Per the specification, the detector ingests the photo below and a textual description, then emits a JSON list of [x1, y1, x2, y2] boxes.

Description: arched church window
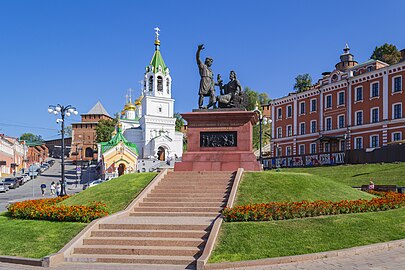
[[166, 78, 170, 94], [148, 76, 153, 92], [143, 79, 146, 91], [331, 74, 338, 82], [157, 76, 163, 92]]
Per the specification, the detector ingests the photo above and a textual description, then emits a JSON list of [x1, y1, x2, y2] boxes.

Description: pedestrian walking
[[50, 181, 56, 196], [56, 182, 61, 196], [40, 183, 46, 196]]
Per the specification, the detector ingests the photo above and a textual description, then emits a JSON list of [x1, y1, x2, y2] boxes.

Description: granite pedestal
[[174, 110, 261, 171]]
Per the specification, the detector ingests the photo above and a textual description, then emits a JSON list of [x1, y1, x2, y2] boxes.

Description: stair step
[[66, 254, 197, 265], [153, 186, 231, 192], [99, 224, 211, 231], [74, 245, 202, 257], [83, 237, 206, 247], [129, 212, 220, 217], [150, 190, 229, 195], [91, 229, 209, 238], [142, 197, 227, 203], [139, 202, 225, 208], [147, 193, 228, 198], [133, 207, 222, 213]]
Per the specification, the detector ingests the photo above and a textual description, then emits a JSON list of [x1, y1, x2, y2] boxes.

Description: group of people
[[40, 181, 62, 196]]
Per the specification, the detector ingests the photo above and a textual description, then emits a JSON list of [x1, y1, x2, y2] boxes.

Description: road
[[0, 159, 97, 212]]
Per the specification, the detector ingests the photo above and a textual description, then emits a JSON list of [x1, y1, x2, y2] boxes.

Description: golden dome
[[124, 103, 136, 111], [134, 95, 144, 106]]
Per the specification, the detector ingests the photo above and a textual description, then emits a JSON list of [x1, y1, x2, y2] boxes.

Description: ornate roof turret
[[335, 43, 358, 72], [146, 27, 169, 75], [100, 122, 139, 155]]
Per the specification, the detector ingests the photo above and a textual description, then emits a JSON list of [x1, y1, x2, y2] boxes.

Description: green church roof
[[148, 40, 169, 75], [100, 126, 139, 155]]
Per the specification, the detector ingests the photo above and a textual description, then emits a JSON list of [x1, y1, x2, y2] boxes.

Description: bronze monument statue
[[196, 44, 247, 109], [196, 44, 216, 109], [216, 70, 245, 108]]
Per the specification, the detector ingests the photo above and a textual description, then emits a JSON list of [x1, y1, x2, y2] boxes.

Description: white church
[[117, 28, 183, 164]]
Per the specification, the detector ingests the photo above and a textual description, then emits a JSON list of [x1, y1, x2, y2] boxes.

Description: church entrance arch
[[157, 146, 165, 161], [118, 163, 126, 176]]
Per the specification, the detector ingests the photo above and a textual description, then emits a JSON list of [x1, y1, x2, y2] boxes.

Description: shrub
[[7, 197, 108, 223], [223, 192, 405, 222]]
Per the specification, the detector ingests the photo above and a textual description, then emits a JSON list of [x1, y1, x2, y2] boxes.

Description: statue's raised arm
[[196, 44, 205, 65]]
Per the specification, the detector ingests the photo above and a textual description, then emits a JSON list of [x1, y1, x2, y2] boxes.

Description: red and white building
[[263, 45, 405, 167]]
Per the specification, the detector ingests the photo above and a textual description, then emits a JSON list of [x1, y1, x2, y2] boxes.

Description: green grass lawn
[[0, 213, 86, 258], [283, 162, 405, 186], [0, 173, 157, 258], [236, 171, 374, 205], [62, 172, 157, 213], [210, 208, 405, 263]]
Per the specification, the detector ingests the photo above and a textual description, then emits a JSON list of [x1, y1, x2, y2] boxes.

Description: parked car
[[0, 183, 8, 193], [83, 179, 103, 190], [3, 178, 19, 189], [22, 174, 30, 183], [47, 160, 55, 166]]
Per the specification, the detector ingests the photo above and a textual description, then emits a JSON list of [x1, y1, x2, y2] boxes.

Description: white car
[[83, 179, 104, 190], [0, 183, 9, 193]]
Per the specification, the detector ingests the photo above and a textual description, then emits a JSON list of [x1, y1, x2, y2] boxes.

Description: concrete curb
[[0, 256, 42, 267], [204, 239, 405, 269], [197, 168, 244, 270], [42, 170, 168, 267]]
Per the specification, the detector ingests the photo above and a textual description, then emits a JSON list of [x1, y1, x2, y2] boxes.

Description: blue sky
[[1, 0, 404, 139]]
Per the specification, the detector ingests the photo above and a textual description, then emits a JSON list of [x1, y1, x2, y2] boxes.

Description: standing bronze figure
[[196, 44, 216, 109]]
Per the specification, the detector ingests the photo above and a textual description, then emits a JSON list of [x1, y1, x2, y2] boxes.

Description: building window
[[277, 108, 282, 120], [326, 117, 332, 131], [371, 82, 379, 97], [394, 76, 402, 92], [355, 137, 363, 149], [277, 127, 282, 138], [287, 125, 292, 137], [356, 111, 363, 125], [157, 76, 163, 92], [340, 140, 346, 151], [286, 146, 291, 156], [338, 92, 345, 105], [287, 105, 292, 118], [300, 102, 305, 114], [326, 95, 332, 108], [300, 122, 305, 135], [310, 143, 316, 154], [311, 99, 317, 112], [356, 87, 363, 101], [338, 115, 345, 128], [393, 132, 402, 141], [148, 76, 153, 91], [393, 103, 402, 119], [324, 143, 330, 153], [276, 147, 282, 157], [299, 144, 305, 155], [311, 120, 317, 133], [166, 78, 170, 94], [370, 135, 379, 148], [371, 108, 379, 123], [85, 147, 93, 158], [367, 66, 373, 72]]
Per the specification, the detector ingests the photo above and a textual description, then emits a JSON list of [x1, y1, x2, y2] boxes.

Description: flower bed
[[7, 197, 108, 223], [223, 192, 405, 222]]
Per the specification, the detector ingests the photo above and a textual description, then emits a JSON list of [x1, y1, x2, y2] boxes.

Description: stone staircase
[[65, 171, 235, 268]]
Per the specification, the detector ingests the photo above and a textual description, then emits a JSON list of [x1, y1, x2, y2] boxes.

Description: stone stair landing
[[65, 171, 235, 268]]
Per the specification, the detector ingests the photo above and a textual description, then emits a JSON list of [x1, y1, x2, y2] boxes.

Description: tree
[[244, 87, 271, 150], [174, 112, 185, 132], [294, 74, 312, 93], [95, 119, 118, 143], [371, 43, 401, 65], [20, 133, 43, 142]]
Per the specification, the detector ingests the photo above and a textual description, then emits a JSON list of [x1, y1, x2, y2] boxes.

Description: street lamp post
[[253, 103, 269, 165], [48, 104, 78, 196]]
